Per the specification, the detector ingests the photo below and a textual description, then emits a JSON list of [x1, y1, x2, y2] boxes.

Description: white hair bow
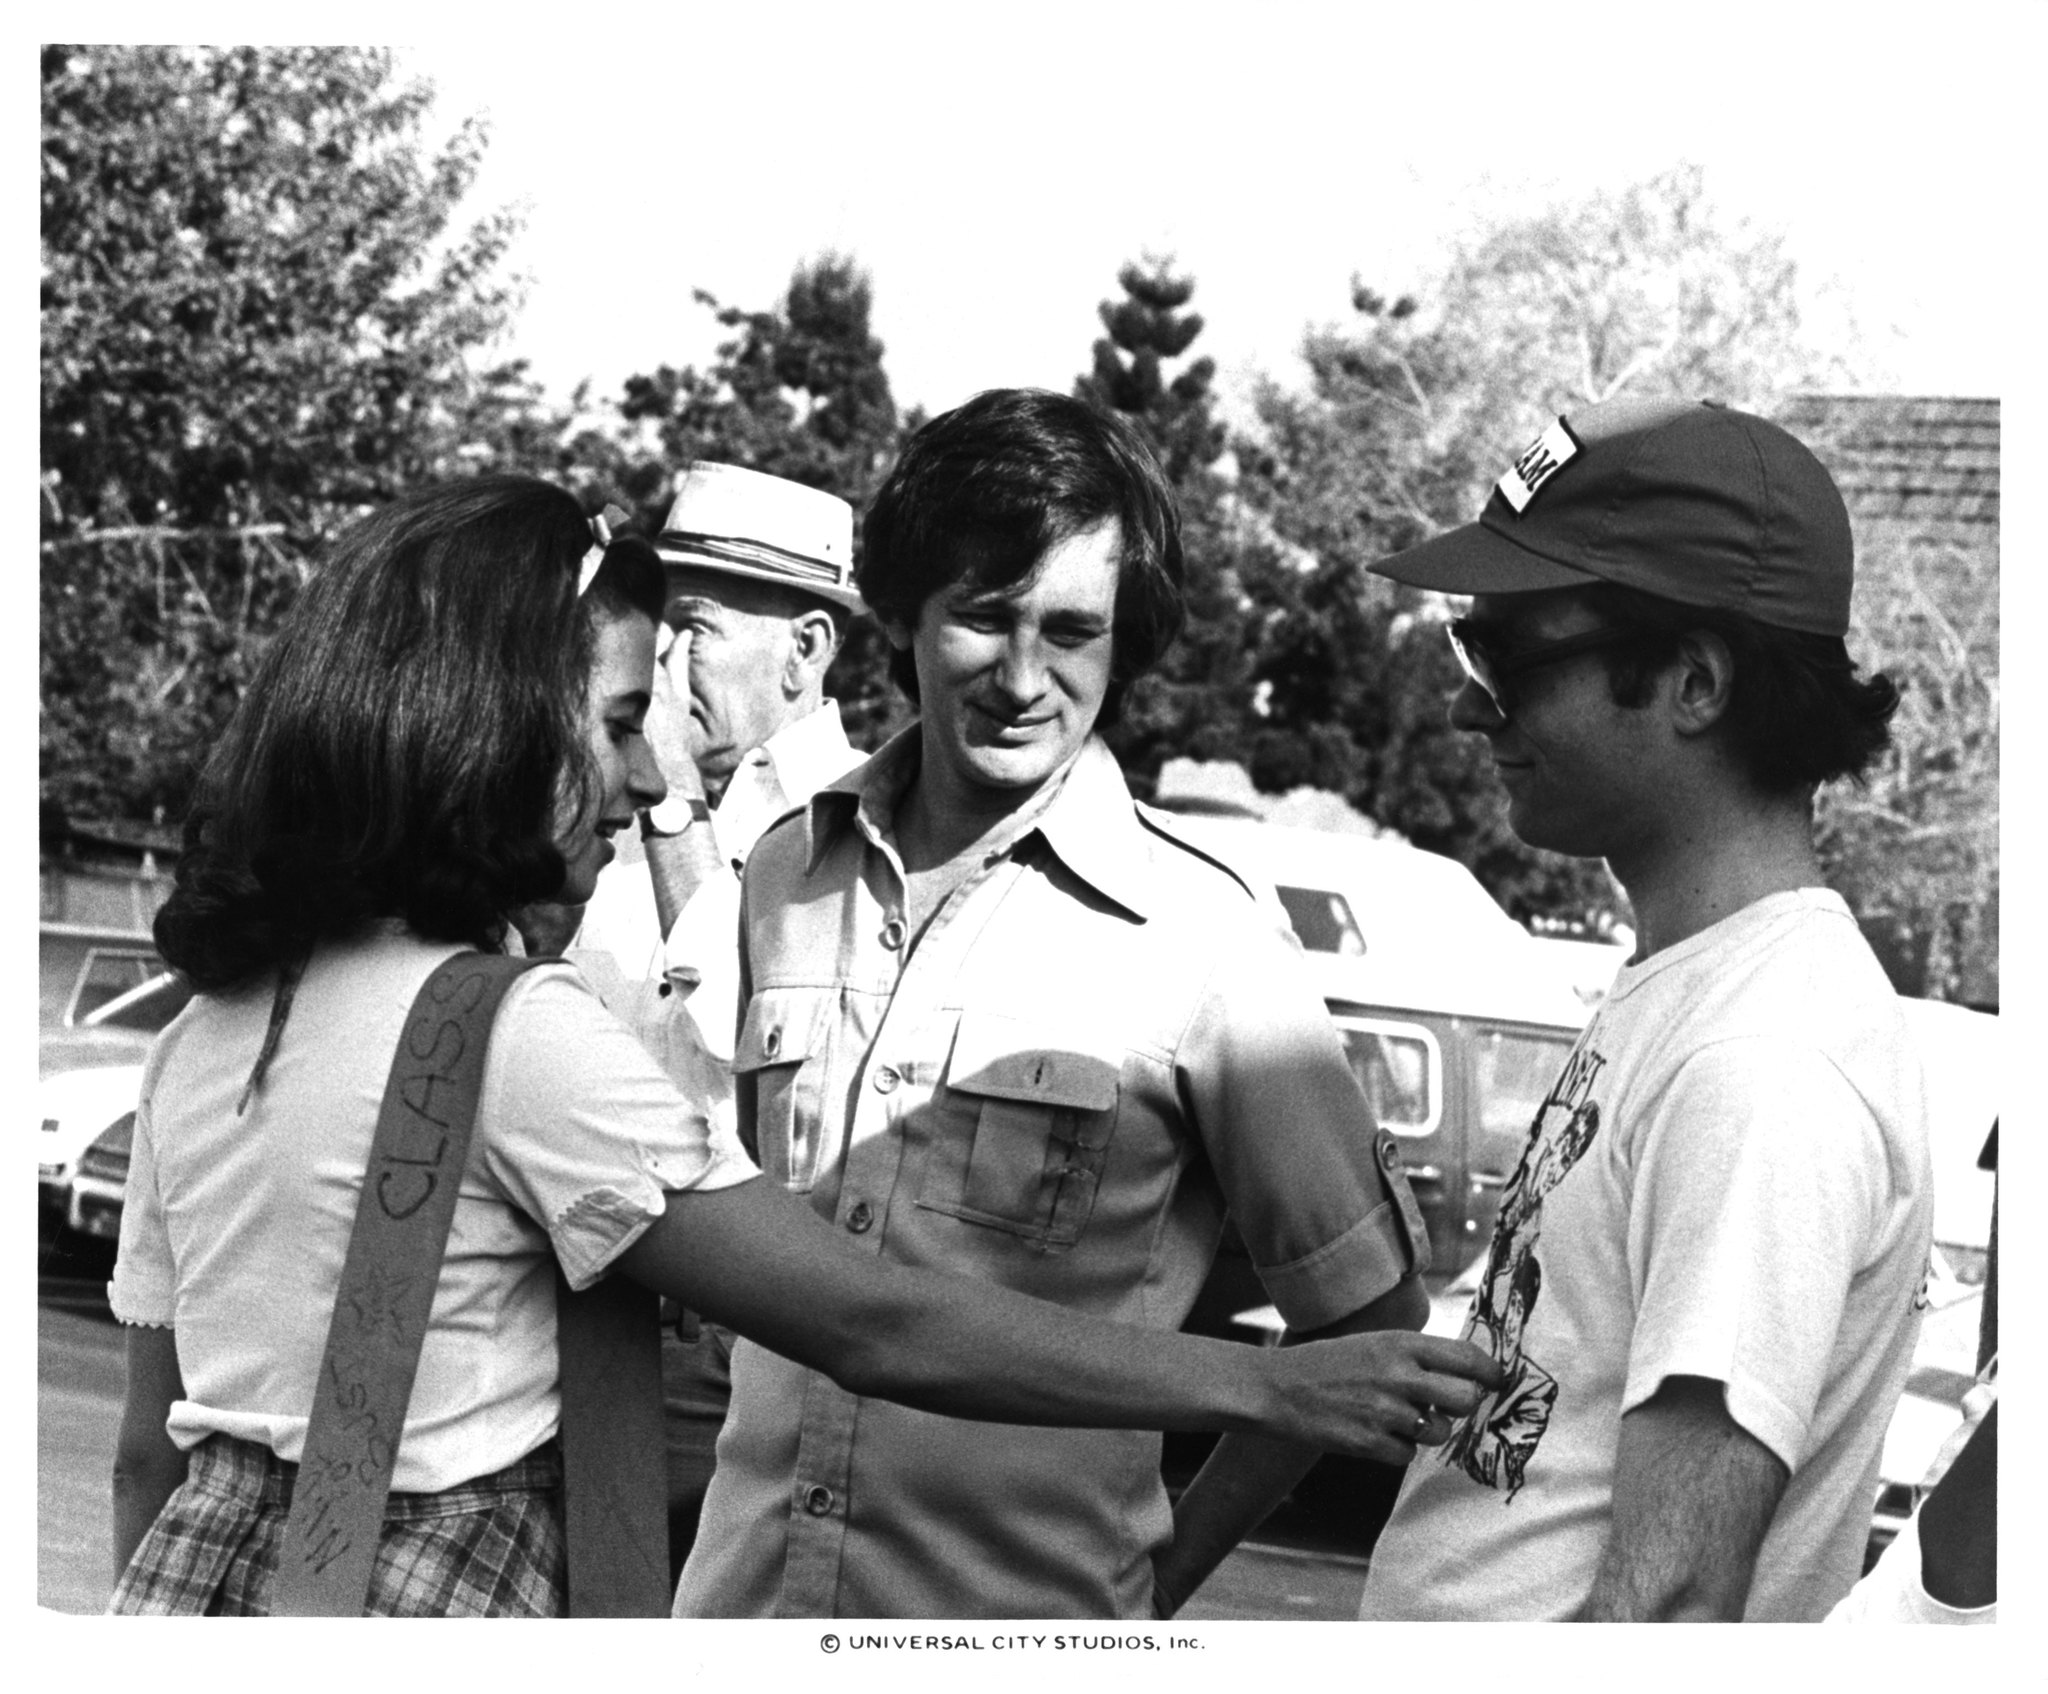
[[578, 503, 631, 596]]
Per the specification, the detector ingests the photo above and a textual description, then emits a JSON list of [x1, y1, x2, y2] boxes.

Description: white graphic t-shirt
[[1362, 889, 1933, 1621]]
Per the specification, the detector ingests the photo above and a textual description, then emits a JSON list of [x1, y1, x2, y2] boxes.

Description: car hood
[[38, 1063, 145, 1169], [38, 1028, 155, 1079]]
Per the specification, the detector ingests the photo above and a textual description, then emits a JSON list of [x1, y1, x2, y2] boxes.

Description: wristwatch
[[641, 794, 712, 838]]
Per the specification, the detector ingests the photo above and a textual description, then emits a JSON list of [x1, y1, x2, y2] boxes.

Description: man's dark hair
[[858, 388, 1184, 727], [1580, 582, 1900, 793], [155, 477, 665, 991]]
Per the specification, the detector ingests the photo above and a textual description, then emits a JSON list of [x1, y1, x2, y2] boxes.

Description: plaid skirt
[[110, 1433, 567, 1616]]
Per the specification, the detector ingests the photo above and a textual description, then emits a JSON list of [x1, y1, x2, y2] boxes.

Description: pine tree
[[1074, 258, 1251, 795], [1077, 260, 1227, 485]]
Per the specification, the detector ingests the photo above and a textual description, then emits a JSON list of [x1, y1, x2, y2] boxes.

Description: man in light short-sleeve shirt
[[673, 390, 1433, 1620]]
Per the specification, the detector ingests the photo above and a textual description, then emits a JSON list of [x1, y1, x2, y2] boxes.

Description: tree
[[1408, 163, 1856, 516], [1817, 533, 1999, 1002], [579, 254, 908, 747], [1076, 259, 1227, 485], [1220, 168, 1864, 929], [1074, 258, 1255, 796], [40, 45, 557, 825]]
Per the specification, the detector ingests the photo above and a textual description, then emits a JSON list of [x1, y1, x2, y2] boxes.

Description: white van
[[1157, 814, 1591, 1274]]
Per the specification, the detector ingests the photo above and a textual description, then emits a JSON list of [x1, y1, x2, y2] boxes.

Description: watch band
[[641, 794, 712, 838]]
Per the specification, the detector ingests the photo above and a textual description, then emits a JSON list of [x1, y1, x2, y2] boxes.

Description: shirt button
[[880, 918, 906, 950], [846, 1201, 874, 1234], [762, 1027, 782, 1059], [873, 1065, 900, 1094], [804, 1484, 835, 1517], [1379, 1135, 1402, 1172]]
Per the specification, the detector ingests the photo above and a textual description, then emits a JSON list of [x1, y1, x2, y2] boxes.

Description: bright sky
[[401, 3, 2039, 424]]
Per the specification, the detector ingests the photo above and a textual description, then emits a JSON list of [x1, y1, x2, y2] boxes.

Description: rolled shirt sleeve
[[1178, 919, 1429, 1331]]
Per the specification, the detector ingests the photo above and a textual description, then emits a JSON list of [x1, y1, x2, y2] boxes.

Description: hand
[[1269, 1331, 1504, 1466], [647, 628, 705, 797]]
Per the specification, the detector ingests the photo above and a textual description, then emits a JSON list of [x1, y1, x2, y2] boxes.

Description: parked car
[[38, 956, 189, 1253], [39, 944, 167, 1074], [63, 1103, 138, 1245], [38, 1064, 145, 1230]]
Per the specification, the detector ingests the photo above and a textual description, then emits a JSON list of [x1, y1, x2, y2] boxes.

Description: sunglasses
[[1446, 619, 1640, 717]]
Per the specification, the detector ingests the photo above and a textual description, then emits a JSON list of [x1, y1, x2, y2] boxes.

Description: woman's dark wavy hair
[[1581, 582, 1902, 793], [154, 477, 664, 992], [858, 388, 1185, 728]]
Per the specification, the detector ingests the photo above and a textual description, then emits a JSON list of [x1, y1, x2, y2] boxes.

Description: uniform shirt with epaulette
[[673, 729, 1428, 1620]]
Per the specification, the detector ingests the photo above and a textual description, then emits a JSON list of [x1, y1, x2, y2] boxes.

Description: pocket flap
[[946, 1009, 1119, 1110], [733, 987, 833, 1074]]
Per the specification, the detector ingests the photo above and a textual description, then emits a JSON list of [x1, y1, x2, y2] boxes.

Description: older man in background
[[570, 462, 864, 1576]]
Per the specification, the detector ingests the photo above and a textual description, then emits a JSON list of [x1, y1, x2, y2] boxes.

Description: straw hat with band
[[1369, 397, 1855, 638], [654, 462, 864, 615]]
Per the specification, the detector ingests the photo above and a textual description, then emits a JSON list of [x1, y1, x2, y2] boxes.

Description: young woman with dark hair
[[109, 474, 1498, 1617], [156, 478, 658, 996]]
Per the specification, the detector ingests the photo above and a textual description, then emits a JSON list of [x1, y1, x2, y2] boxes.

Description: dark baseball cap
[[1369, 396, 1855, 637]]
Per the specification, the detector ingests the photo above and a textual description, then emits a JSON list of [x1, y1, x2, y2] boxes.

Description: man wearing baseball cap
[[569, 462, 866, 1576], [1340, 397, 1931, 1619]]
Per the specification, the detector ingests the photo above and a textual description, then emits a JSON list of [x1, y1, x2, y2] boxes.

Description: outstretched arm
[[1575, 1374, 1788, 1620], [614, 1180, 1498, 1460], [1150, 1275, 1439, 1618]]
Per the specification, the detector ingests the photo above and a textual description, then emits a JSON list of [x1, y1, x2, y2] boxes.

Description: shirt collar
[[800, 730, 1157, 920], [755, 698, 859, 797], [1033, 737, 1157, 920], [802, 724, 917, 871], [718, 700, 861, 866]]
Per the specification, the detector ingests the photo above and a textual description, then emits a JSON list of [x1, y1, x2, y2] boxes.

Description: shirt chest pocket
[[914, 1009, 1123, 1252], [732, 987, 837, 1193]]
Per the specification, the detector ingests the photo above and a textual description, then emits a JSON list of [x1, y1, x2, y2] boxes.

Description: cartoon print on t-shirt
[[1440, 1039, 1607, 1499]]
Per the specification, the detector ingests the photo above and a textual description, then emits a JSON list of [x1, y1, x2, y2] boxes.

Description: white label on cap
[[1497, 418, 1578, 513]]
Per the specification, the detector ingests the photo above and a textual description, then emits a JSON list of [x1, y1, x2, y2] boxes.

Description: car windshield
[[91, 1109, 137, 1156], [65, 948, 160, 1022], [1275, 885, 1367, 956], [83, 973, 191, 1033]]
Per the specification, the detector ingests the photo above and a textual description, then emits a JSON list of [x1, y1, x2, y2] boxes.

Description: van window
[[1276, 886, 1367, 956], [1334, 1017, 1440, 1136], [1470, 1028, 1577, 1173]]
